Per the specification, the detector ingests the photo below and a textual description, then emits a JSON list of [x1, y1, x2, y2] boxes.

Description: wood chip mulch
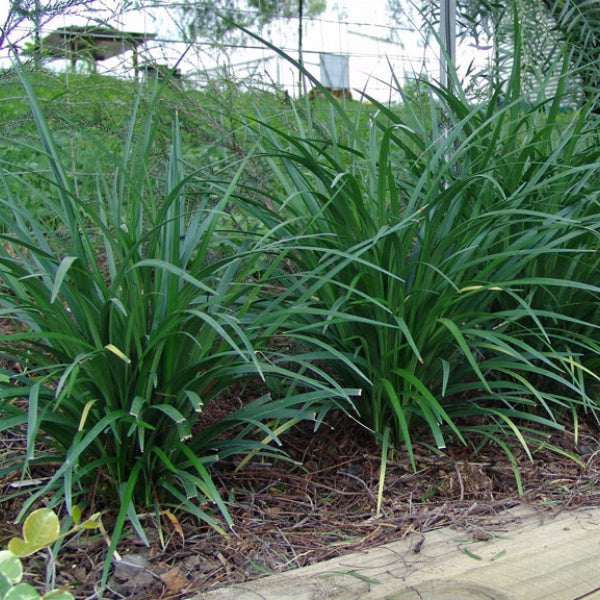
[[1, 411, 600, 600]]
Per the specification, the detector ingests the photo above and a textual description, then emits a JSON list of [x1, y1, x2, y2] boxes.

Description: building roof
[[40, 26, 156, 61]]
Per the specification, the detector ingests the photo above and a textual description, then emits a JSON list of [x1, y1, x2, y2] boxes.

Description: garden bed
[[1, 410, 599, 600]]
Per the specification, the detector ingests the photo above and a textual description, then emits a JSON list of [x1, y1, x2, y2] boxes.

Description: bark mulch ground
[[1, 411, 599, 600]]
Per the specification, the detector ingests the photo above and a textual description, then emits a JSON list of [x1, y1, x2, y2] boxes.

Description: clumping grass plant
[[2, 17, 600, 574], [249, 39, 600, 478], [0, 71, 357, 567]]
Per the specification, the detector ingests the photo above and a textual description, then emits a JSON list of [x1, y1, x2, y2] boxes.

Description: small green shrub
[[0, 70, 357, 575], [0, 507, 99, 600], [250, 36, 600, 477]]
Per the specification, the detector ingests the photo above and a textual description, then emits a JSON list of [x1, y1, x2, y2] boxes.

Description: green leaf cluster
[[3, 5, 600, 574], [408, 0, 600, 111], [0, 508, 99, 600], [183, 0, 326, 43], [247, 22, 600, 476], [0, 66, 357, 573]]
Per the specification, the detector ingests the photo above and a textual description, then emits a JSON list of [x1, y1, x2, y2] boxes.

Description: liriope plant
[[246, 26, 600, 479], [0, 70, 358, 590]]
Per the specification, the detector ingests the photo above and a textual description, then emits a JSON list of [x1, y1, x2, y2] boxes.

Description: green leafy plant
[[0, 68, 357, 582], [248, 26, 600, 477], [0, 507, 99, 600]]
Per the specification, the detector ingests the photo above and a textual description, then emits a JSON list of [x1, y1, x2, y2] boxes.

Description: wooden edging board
[[191, 505, 600, 600]]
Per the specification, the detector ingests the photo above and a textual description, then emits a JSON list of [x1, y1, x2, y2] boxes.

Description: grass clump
[[1, 16, 600, 575], [251, 49, 600, 473], [0, 70, 357, 569]]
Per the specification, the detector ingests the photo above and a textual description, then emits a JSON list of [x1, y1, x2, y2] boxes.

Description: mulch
[[1, 410, 600, 600]]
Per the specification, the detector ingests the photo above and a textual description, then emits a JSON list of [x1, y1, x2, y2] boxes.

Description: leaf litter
[[0, 408, 599, 599]]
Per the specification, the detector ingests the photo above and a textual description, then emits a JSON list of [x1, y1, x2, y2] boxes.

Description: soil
[[1, 410, 600, 600]]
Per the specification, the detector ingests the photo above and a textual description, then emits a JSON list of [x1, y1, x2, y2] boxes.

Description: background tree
[[543, 0, 600, 111], [1, 0, 99, 65], [387, 0, 600, 109], [180, 0, 326, 95], [181, 0, 326, 44]]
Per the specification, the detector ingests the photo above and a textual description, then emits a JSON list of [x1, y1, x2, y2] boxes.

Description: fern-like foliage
[[393, 0, 600, 108], [543, 0, 600, 110]]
